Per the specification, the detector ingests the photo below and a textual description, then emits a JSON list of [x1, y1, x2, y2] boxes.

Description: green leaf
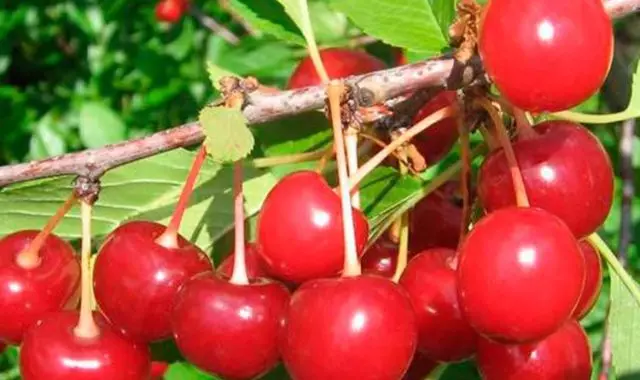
[[29, 113, 67, 159], [329, 0, 448, 54], [610, 267, 640, 378], [200, 106, 255, 163], [430, 0, 456, 36], [206, 61, 240, 91], [276, 0, 324, 65], [165, 362, 217, 379], [0, 149, 277, 253], [78, 102, 127, 148], [227, 0, 306, 45]]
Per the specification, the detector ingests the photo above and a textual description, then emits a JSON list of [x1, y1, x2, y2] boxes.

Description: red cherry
[[287, 48, 386, 89], [400, 248, 477, 362], [281, 275, 417, 380], [0, 341, 5, 353], [155, 0, 187, 23], [0, 231, 80, 344], [410, 91, 459, 166], [479, 0, 613, 112], [93, 220, 212, 343], [402, 351, 439, 380], [361, 239, 398, 278], [217, 242, 270, 281], [256, 171, 369, 283], [150, 361, 169, 380], [20, 311, 151, 379], [573, 240, 603, 320], [172, 273, 290, 379], [477, 320, 592, 379], [478, 121, 614, 238], [457, 207, 584, 343], [409, 181, 463, 253]]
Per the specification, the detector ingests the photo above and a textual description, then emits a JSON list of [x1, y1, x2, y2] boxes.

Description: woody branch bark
[[0, 0, 636, 187]]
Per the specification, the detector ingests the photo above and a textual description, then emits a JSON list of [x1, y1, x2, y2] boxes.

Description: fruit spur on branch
[[0, 0, 638, 378]]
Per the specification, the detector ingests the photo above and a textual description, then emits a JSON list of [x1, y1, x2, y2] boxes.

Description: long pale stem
[[229, 162, 249, 285], [345, 129, 361, 209], [475, 98, 530, 207], [349, 106, 455, 191], [156, 145, 207, 249], [458, 113, 471, 245], [392, 211, 409, 282], [251, 149, 328, 168], [588, 233, 640, 307], [327, 82, 361, 277], [74, 201, 100, 339], [16, 193, 77, 269]]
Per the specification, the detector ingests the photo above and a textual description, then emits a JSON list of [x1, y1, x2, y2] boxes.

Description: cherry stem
[[458, 113, 471, 245], [349, 106, 455, 192], [391, 149, 410, 282], [588, 233, 640, 307], [16, 193, 77, 269], [74, 200, 100, 339], [251, 148, 329, 168], [229, 162, 249, 285], [327, 81, 361, 277], [392, 211, 409, 283], [156, 145, 208, 249], [315, 144, 335, 174], [345, 128, 361, 209], [358, 132, 418, 175], [478, 124, 500, 151], [512, 107, 537, 140], [475, 98, 530, 208]]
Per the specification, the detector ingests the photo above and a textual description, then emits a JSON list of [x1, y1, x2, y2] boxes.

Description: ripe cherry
[[457, 207, 584, 343], [172, 273, 290, 379], [287, 48, 386, 89], [0, 231, 80, 344], [479, 0, 613, 112], [409, 181, 463, 253], [155, 0, 187, 23], [478, 121, 614, 238], [403, 351, 438, 380], [93, 220, 212, 343], [400, 248, 477, 362], [410, 91, 459, 166], [361, 239, 398, 278], [281, 275, 417, 380], [150, 361, 169, 380], [573, 240, 603, 320], [477, 320, 592, 379], [217, 242, 269, 281], [256, 171, 369, 283], [20, 311, 151, 379]]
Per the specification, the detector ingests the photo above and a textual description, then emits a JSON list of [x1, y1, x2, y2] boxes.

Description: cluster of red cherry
[[0, 0, 617, 379], [155, 0, 189, 24]]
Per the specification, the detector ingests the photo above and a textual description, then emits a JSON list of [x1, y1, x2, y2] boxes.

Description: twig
[[0, 0, 635, 187], [189, 4, 240, 45]]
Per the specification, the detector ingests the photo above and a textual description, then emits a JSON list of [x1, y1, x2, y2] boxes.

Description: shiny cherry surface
[[150, 361, 169, 380], [477, 320, 592, 380], [172, 272, 290, 379], [155, 0, 186, 23], [217, 242, 269, 281], [361, 239, 397, 278], [457, 207, 584, 343], [409, 181, 463, 253], [281, 275, 417, 380], [411, 91, 459, 166], [479, 121, 614, 238], [20, 311, 151, 380], [573, 240, 603, 320], [287, 48, 386, 89], [0, 230, 80, 344], [93, 221, 212, 343], [402, 351, 438, 380], [256, 171, 369, 283], [400, 248, 477, 362], [479, 0, 613, 112]]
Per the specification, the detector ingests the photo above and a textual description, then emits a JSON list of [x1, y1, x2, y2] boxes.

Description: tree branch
[[0, 0, 637, 188]]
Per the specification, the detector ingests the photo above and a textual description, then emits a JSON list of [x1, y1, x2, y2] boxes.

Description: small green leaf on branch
[[200, 106, 254, 163]]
